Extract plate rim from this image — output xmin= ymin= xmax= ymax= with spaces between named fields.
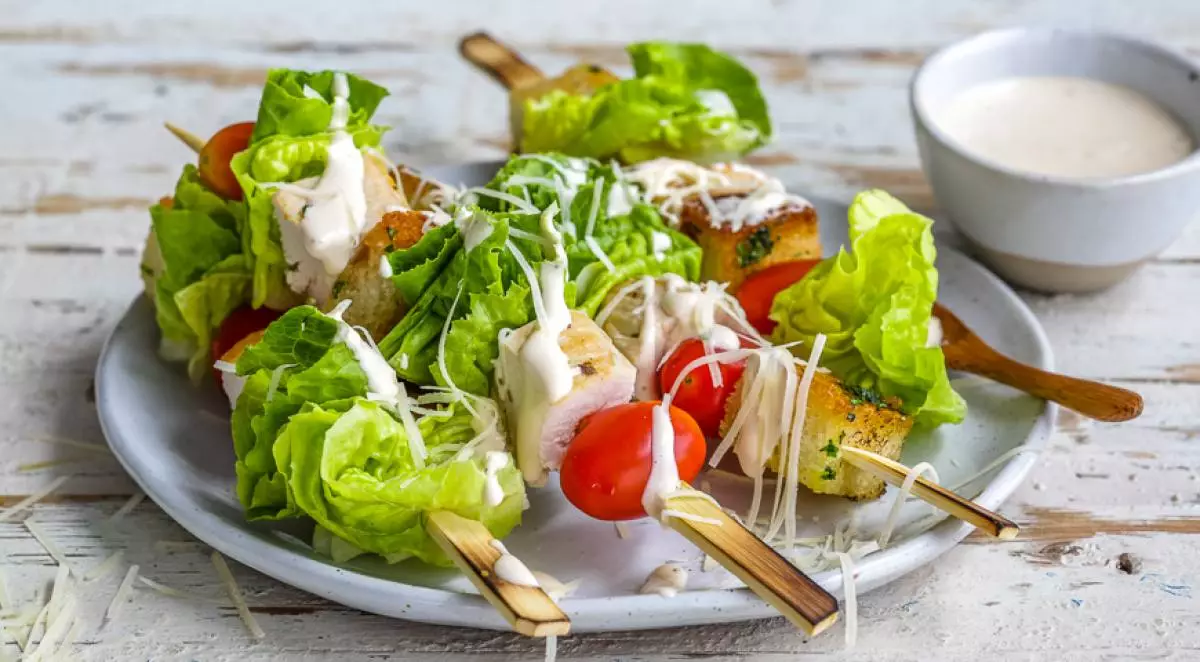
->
xmin=95 ymin=190 xmax=1056 ymax=633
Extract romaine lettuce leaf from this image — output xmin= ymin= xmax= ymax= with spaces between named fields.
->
xmin=252 ymin=69 xmax=389 ymax=143
xmin=769 ymin=190 xmax=966 ymax=427
xmin=520 ymin=43 xmax=770 ymax=164
xmin=232 ymin=306 xmax=368 ymax=519
xmin=276 ymin=399 xmax=524 ymax=566
xmin=149 ymin=166 xmax=251 ymax=380
xmin=377 ymin=154 xmax=700 ymax=395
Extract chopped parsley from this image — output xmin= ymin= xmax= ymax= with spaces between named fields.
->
xmin=841 ymin=383 xmax=887 ymax=407
xmin=736 ymin=226 xmax=774 ymax=267
xmin=139 ymin=264 xmax=154 ymax=277
xmin=331 ymin=279 xmax=346 ymax=298
xmin=846 ymin=412 xmax=856 ymax=422
xmin=385 ymin=225 xmax=397 ymax=242
xmin=820 ymin=466 xmax=837 ymax=481
xmin=821 ymin=440 xmax=839 ymax=458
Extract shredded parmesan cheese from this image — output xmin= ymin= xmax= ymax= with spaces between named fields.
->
xmin=23 ymin=520 xmax=69 ymax=569
xmin=82 ymin=551 xmax=124 ymax=583
xmin=836 ymin=552 xmax=858 ymax=648
xmin=104 ymin=564 xmax=139 ymax=625
xmin=108 ymin=492 xmax=145 ymax=522
xmin=0 ymin=476 xmax=71 ymax=522
xmin=210 ymin=552 xmax=265 ymax=640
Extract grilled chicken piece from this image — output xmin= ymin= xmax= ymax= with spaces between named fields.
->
xmin=680 ymin=199 xmax=821 ymax=290
xmin=495 ymin=311 xmax=636 ymax=486
xmin=721 ymin=366 xmax=913 ymax=501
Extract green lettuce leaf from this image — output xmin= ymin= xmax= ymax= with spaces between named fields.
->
xmin=232 ymin=306 xmax=368 ymax=519
xmin=769 ymin=190 xmax=966 ymax=427
xmin=276 ymin=399 xmax=524 ymax=566
xmin=252 ymin=69 xmax=389 ymax=143
xmin=377 ymin=154 xmax=700 ymax=394
xmin=149 ymin=166 xmax=251 ymax=380
xmin=520 ymin=43 xmax=769 ymax=164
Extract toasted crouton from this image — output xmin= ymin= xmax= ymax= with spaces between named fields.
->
xmin=722 ymin=368 xmax=912 ymax=501
xmin=332 ymin=209 xmax=427 ymax=339
xmin=680 ymin=199 xmax=821 ymax=290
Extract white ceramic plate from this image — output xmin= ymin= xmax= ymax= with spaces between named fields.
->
xmin=96 ymin=163 xmax=1055 ymax=633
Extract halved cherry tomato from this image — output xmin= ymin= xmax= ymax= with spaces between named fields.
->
xmin=735 ymin=259 xmax=821 ymax=335
xmin=659 ymin=337 xmax=748 ymax=438
xmin=198 ymin=121 xmax=255 ymax=201
xmin=560 ymin=402 xmax=706 ymax=521
xmin=210 ymin=305 xmax=282 ymax=383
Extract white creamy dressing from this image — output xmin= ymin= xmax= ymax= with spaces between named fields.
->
xmin=641 ymin=401 xmax=681 ymax=521
xmin=598 ymin=274 xmax=757 ymax=400
xmin=497 ymin=205 xmax=577 ymax=484
xmin=276 ymin=73 xmax=370 ymax=301
xmin=327 ymin=300 xmax=428 ymax=466
xmin=482 ymin=450 xmax=509 ymax=507
xmin=606 ymin=176 xmax=636 ymax=218
xmin=639 ymin=562 xmax=689 ymax=598
xmin=490 ymin=540 xmax=540 ymax=587
xmin=624 ymin=158 xmax=810 ymax=230
xmin=378 ymin=256 xmax=393 ymax=278
xmin=935 ymin=76 xmax=1194 ymax=179
xmin=455 ymin=207 xmax=495 ymax=252
xmin=421 ymin=207 xmax=452 ymax=232
xmin=650 ymin=231 xmax=671 ymax=262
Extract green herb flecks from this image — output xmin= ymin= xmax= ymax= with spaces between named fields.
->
xmin=820 ymin=466 xmax=837 ymax=481
xmin=821 ymin=440 xmax=838 ymax=458
xmin=841 ymin=383 xmax=887 ymax=408
xmin=736 ymin=226 xmax=774 ymax=267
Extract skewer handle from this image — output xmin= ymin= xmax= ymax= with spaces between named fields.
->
xmin=164 ymin=122 xmax=205 ymax=154
xmin=664 ymin=486 xmax=840 ymax=636
xmin=426 ymin=510 xmax=570 ymax=637
xmin=459 ymin=32 xmax=546 ymax=91
xmin=840 ymin=446 xmax=1020 ymax=540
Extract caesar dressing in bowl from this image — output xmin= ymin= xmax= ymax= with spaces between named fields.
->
xmin=911 ymin=29 xmax=1200 ymax=292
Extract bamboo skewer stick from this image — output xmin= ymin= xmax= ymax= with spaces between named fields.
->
xmin=164 ymin=122 xmax=205 ymax=154
xmin=664 ymin=485 xmax=840 ymax=636
xmin=427 ymin=510 xmax=571 ymax=637
xmin=840 ymin=446 xmax=1020 ymax=540
xmin=459 ymin=32 xmax=547 ymax=91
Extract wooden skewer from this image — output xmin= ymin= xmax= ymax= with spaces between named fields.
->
xmin=664 ymin=485 xmax=840 ymax=636
xmin=933 ymin=303 xmax=1143 ymax=422
xmin=164 ymin=122 xmax=205 ymax=154
xmin=839 ymin=446 xmax=1020 ymax=540
xmin=458 ymin=32 xmax=547 ymax=91
xmin=426 ymin=510 xmax=570 ymax=637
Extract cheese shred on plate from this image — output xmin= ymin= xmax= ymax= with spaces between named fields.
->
xmin=210 ymin=552 xmax=265 ymax=640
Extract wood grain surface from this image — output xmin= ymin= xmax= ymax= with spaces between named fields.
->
xmin=2 ymin=1 xmax=1199 ymax=660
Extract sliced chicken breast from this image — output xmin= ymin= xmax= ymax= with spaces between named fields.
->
xmin=495 ymin=311 xmax=636 ymax=486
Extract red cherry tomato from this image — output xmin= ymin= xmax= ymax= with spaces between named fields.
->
xmin=658 ymin=338 xmax=748 ymax=438
xmin=210 ymin=305 xmax=282 ymax=383
xmin=735 ymin=260 xmax=822 ymax=335
xmin=198 ymin=121 xmax=255 ymax=200
xmin=560 ymin=402 xmax=706 ymax=521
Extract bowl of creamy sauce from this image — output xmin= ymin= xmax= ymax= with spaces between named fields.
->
xmin=911 ymin=28 xmax=1200 ymax=292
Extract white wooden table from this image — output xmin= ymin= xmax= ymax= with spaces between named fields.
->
xmin=2 ymin=1 xmax=1199 ymax=659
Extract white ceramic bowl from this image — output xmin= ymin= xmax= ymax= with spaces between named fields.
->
xmin=911 ymin=28 xmax=1200 ymax=292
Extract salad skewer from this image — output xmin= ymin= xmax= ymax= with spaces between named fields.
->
xmin=161 ymin=116 xmax=572 ymax=637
